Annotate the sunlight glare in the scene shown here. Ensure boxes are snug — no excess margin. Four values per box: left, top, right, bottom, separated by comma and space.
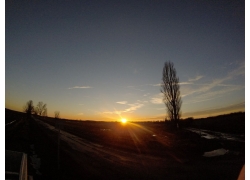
121, 118, 127, 124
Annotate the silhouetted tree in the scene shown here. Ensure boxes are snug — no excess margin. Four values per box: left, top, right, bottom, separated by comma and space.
161, 61, 182, 129
23, 100, 34, 119
42, 108, 47, 117
54, 111, 60, 119
35, 101, 47, 116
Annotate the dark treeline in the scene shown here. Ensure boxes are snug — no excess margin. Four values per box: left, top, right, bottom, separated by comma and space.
180, 112, 245, 134
5, 108, 245, 135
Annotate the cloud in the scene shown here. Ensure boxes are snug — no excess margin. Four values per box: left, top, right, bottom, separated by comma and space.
116, 101, 127, 104
68, 86, 92, 89
179, 75, 203, 85
150, 93, 164, 104
188, 75, 203, 82
194, 85, 243, 101
152, 83, 162, 86
179, 82, 193, 85
151, 98, 163, 104
103, 110, 122, 115
102, 101, 145, 115
180, 62, 245, 105
137, 100, 148, 103
125, 103, 144, 112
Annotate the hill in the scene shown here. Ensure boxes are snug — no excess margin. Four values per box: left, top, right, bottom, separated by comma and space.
180, 112, 245, 134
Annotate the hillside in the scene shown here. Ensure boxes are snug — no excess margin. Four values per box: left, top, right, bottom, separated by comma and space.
181, 112, 245, 134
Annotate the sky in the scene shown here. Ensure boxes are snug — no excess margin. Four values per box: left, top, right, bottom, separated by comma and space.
5, 0, 245, 121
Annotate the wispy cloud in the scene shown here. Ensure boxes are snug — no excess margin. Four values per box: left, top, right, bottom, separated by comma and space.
102, 101, 145, 115
151, 98, 163, 104
68, 86, 92, 89
116, 101, 127, 104
137, 100, 148, 103
125, 103, 144, 112
150, 93, 163, 104
149, 75, 203, 87
181, 62, 244, 101
179, 82, 193, 85
152, 83, 162, 86
143, 93, 150, 97
180, 75, 203, 85
188, 75, 203, 82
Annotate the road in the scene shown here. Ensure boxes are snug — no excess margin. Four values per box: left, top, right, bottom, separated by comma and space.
33, 117, 178, 179
32, 117, 244, 180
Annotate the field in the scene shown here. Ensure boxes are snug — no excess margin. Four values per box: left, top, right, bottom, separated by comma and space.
5, 109, 245, 179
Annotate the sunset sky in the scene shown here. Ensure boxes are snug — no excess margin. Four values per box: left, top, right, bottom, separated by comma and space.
5, 0, 245, 121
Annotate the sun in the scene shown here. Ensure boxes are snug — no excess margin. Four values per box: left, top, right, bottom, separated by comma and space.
121, 118, 127, 124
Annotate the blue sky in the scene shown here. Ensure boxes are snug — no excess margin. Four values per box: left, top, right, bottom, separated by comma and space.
5, 0, 245, 121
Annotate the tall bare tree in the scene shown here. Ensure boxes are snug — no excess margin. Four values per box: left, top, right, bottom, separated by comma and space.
35, 101, 47, 116
161, 61, 182, 128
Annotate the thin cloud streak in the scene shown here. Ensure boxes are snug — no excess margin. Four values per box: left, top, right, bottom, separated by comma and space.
150, 93, 163, 104
153, 75, 203, 87
68, 86, 93, 89
181, 63, 244, 98
102, 101, 145, 115
151, 98, 163, 104
116, 101, 127, 104
179, 82, 193, 85
188, 75, 203, 82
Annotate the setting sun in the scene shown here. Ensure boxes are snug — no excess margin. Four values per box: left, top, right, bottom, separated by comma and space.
121, 118, 127, 124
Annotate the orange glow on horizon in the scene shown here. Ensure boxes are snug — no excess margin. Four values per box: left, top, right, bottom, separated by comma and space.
121, 118, 127, 124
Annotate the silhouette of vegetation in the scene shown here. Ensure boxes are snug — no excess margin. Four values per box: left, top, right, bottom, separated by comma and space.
23, 100, 34, 119
54, 111, 60, 119
161, 61, 182, 129
35, 101, 47, 116
184, 112, 245, 134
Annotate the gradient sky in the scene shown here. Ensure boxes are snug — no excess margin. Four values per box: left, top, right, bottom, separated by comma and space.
5, 0, 245, 121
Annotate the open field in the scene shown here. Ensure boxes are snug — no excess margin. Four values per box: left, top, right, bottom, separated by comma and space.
5, 109, 245, 179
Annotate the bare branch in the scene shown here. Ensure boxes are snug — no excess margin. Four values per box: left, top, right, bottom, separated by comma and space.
35, 101, 47, 116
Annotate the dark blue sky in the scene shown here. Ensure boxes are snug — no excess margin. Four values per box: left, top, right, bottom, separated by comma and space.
5, 0, 245, 120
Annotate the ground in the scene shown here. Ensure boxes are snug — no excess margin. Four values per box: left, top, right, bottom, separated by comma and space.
5, 110, 245, 180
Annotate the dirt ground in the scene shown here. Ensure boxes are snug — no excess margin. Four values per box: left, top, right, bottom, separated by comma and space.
6, 115, 245, 180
